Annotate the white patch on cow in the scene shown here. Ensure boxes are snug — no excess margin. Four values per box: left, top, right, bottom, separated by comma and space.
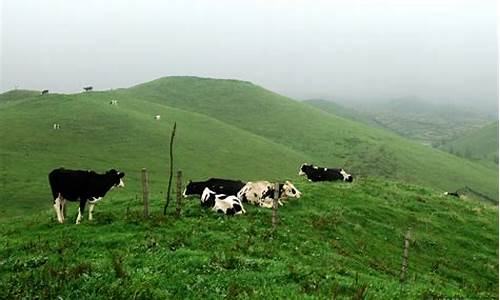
88, 203, 95, 221
212, 196, 246, 215
313, 166, 318, 169
53, 195, 64, 223
154, 115, 161, 120
339, 169, 350, 181
88, 197, 102, 204
118, 178, 124, 187
324, 168, 327, 171
76, 208, 83, 224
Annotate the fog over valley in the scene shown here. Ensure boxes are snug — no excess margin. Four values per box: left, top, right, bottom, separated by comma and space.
1, 0, 498, 112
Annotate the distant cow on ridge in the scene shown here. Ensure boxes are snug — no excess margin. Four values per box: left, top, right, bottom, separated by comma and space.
41, 90, 49, 95
299, 163, 353, 182
48, 168, 125, 224
83, 86, 93, 92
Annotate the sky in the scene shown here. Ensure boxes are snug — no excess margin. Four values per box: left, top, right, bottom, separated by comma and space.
1, 0, 498, 110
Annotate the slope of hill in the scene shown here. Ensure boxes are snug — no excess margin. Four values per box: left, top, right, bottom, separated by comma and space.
440, 121, 499, 166
125, 77, 498, 200
0, 89, 311, 217
303, 99, 382, 128
315, 97, 496, 147
0, 177, 497, 298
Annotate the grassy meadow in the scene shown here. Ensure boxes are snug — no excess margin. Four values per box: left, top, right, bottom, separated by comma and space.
0, 76, 498, 299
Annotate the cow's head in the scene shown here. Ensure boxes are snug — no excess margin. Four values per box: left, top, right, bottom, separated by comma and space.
282, 181, 302, 198
339, 169, 353, 182
298, 163, 312, 176
183, 180, 200, 198
107, 169, 125, 187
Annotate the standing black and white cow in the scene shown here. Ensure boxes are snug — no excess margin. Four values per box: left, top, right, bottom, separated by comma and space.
237, 180, 302, 208
183, 178, 246, 198
201, 188, 246, 215
48, 168, 125, 224
41, 89, 49, 95
83, 86, 93, 92
298, 163, 353, 182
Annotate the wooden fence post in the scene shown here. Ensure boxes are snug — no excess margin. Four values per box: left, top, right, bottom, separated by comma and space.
142, 168, 149, 218
164, 122, 177, 215
399, 227, 411, 282
175, 170, 183, 218
272, 182, 280, 233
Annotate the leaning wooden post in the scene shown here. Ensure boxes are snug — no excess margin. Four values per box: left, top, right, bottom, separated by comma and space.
163, 122, 177, 215
142, 168, 149, 218
175, 170, 183, 218
399, 227, 411, 282
272, 182, 280, 233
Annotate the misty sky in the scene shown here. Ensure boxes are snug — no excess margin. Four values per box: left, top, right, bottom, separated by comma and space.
1, 0, 498, 109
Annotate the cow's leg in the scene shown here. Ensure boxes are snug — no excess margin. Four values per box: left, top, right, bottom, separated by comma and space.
76, 200, 86, 224
88, 203, 95, 221
60, 198, 67, 222
53, 195, 63, 224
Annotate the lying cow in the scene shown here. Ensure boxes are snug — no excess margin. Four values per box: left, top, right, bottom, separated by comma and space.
48, 168, 125, 224
299, 163, 353, 182
201, 188, 246, 215
237, 180, 301, 208
443, 192, 460, 198
183, 178, 246, 198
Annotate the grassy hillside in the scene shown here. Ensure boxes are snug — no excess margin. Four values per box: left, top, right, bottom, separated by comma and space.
303, 99, 382, 129
0, 89, 311, 217
0, 177, 497, 299
440, 121, 499, 166
0, 77, 498, 219
126, 77, 498, 200
312, 97, 495, 147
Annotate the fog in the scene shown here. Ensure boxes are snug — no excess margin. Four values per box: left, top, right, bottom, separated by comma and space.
1, 0, 498, 110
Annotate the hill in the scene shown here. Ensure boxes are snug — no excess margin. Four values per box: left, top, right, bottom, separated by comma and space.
125, 77, 498, 200
0, 77, 498, 219
0, 89, 310, 217
311, 97, 495, 147
303, 99, 382, 128
440, 121, 499, 166
0, 177, 497, 298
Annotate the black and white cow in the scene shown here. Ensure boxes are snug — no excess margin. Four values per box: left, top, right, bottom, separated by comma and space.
237, 180, 302, 208
83, 86, 93, 92
48, 168, 125, 224
298, 163, 353, 182
183, 178, 246, 198
443, 192, 460, 198
41, 89, 49, 95
201, 188, 246, 215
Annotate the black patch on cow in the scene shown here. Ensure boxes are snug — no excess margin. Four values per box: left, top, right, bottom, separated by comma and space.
217, 209, 224, 214
226, 208, 236, 215
233, 203, 242, 212
183, 178, 246, 197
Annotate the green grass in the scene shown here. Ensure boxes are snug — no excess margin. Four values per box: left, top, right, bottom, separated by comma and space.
0, 77, 497, 299
0, 177, 497, 299
440, 121, 499, 167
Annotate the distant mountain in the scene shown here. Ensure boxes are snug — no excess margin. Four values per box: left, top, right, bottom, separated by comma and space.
440, 121, 499, 166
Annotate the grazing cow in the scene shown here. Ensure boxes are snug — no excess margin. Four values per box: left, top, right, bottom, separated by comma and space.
237, 180, 301, 208
41, 90, 49, 95
299, 163, 353, 182
154, 115, 161, 120
53, 123, 60, 130
48, 168, 125, 224
201, 188, 246, 215
109, 100, 118, 105
83, 86, 93, 92
183, 178, 246, 198
443, 192, 460, 198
